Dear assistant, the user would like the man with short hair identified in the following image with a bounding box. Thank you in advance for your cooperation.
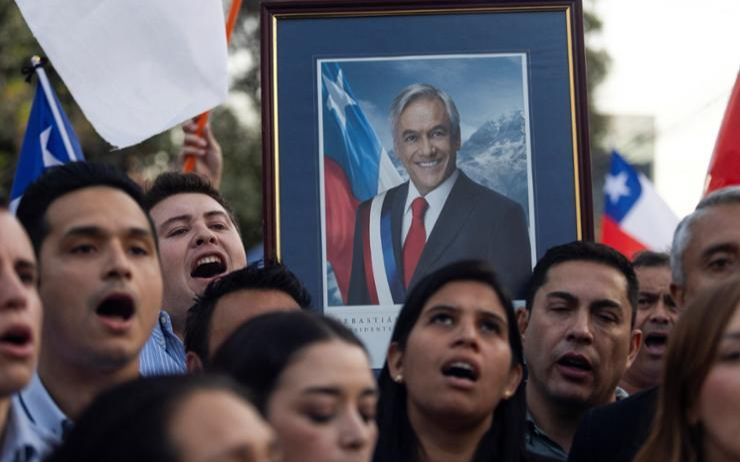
[15,163,163,439]
[348,83,531,304]
[619,251,677,395]
[521,241,641,460]
[139,172,247,375]
[568,185,740,462]
[185,260,311,371]
[0,209,55,460]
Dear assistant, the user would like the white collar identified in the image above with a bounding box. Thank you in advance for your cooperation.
[404,169,460,214]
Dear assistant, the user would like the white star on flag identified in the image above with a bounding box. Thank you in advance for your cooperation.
[322,69,357,131]
[604,172,631,204]
[40,127,64,168]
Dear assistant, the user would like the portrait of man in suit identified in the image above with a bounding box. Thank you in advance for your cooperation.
[347,83,532,304]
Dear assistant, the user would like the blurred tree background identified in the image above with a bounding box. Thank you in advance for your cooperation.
[0,0,610,249]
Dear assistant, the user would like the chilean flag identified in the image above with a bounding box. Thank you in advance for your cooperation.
[600,150,679,258]
[10,60,83,213]
[321,62,402,303]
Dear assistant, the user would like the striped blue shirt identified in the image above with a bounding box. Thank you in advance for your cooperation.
[139,310,186,376]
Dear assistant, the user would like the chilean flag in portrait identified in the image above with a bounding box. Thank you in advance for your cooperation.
[321,62,402,303]
[600,150,679,259]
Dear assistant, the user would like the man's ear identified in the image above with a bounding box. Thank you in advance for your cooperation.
[670,282,686,309]
[516,308,529,340]
[387,342,404,381]
[186,351,204,374]
[626,328,643,369]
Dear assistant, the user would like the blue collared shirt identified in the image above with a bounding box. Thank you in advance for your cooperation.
[15,374,69,443]
[139,310,186,376]
[0,398,57,462]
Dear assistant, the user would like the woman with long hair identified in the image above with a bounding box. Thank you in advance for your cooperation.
[634,277,740,462]
[209,311,378,462]
[373,260,535,462]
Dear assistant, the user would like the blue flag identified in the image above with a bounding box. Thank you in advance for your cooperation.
[10,74,83,212]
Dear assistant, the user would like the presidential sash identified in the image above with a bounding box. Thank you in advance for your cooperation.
[360,191,404,305]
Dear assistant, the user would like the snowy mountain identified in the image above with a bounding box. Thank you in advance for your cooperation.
[457,110,530,217]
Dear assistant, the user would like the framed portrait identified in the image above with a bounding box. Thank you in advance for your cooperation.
[261,0,593,367]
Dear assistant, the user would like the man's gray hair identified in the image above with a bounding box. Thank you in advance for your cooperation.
[671,186,740,285]
[390,84,461,144]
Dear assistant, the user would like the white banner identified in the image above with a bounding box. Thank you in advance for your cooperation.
[15,0,228,148]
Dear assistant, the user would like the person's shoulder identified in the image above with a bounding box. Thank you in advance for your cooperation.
[457,171,524,214]
[358,181,407,208]
[589,387,658,422]
[568,387,659,462]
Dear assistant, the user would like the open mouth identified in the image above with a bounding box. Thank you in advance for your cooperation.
[644,332,668,352]
[96,295,135,321]
[442,361,479,382]
[190,255,227,279]
[557,354,592,372]
[0,327,31,348]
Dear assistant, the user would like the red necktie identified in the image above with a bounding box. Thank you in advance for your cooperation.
[403,197,429,288]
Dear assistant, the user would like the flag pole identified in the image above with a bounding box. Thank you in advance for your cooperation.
[183,0,243,173]
[30,56,79,162]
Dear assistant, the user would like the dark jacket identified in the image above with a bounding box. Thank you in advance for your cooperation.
[567,387,658,462]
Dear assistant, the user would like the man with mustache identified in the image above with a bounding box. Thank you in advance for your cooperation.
[520,241,641,460]
[15,163,163,441]
[619,251,677,395]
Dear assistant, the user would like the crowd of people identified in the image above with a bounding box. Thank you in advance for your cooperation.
[0,88,739,462]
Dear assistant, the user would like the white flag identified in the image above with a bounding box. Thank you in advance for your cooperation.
[14,0,228,149]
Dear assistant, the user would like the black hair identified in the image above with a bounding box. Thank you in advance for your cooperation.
[185,259,312,363]
[46,375,251,462]
[632,250,670,269]
[143,172,239,231]
[525,241,638,326]
[15,162,154,255]
[208,310,366,414]
[373,260,526,462]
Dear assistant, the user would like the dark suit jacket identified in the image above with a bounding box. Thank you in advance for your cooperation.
[347,171,531,303]
[567,387,658,462]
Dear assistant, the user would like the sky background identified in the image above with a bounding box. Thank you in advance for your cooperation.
[590,0,740,217]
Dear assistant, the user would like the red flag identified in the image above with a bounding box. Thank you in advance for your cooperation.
[705,72,740,195]
[324,158,359,303]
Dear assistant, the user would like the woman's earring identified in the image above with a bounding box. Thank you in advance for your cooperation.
[394,374,403,383]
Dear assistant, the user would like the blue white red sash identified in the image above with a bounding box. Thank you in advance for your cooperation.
[360,192,404,305]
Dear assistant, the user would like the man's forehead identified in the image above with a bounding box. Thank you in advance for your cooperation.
[541,260,628,297]
[215,288,299,309]
[46,187,150,234]
[684,210,740,266]
[635,266,671,289]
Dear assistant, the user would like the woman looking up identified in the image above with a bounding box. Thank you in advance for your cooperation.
[374,260,538,462]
